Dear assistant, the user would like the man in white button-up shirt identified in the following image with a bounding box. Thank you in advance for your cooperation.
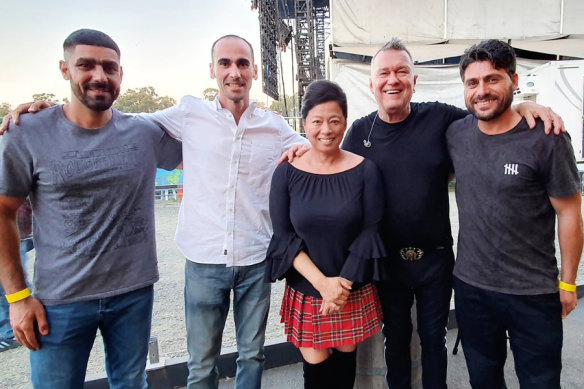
[0,34,307,389]
[148,35,307,389]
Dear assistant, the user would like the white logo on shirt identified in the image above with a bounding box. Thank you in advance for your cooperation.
[504,163,519,175]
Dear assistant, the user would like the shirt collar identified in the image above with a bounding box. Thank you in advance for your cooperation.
[213,96,258,111]
[212,97,260,119]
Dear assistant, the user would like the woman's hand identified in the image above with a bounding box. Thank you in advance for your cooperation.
[320,300,342,315]
[316,276,350,306]
[317,277,353,315]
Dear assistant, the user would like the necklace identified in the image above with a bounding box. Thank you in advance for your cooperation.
[363,112,378,148]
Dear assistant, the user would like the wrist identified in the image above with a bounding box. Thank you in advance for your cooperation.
[314,275,327,292]
[559,280,577,292]
[5,287,31,303]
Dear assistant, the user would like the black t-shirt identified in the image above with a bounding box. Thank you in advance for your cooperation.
[342,102,467,252]
[447,116,580,294]
[265,159,387,297]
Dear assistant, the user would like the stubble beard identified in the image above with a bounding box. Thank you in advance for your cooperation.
[72,82,119,112]
[467,86,514,122]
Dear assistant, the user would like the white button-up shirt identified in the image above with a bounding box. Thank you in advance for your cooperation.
[148,96,307,266]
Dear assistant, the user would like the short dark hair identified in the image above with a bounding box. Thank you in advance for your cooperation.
[459,39,516,80]
[301,80,348,120]
[63,29,120,57]
[211,35,255,63]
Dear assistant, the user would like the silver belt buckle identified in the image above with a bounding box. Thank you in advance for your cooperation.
[399,247,424,261]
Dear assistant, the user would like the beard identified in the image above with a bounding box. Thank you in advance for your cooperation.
[466,86,514,122]
[72,81,119,112]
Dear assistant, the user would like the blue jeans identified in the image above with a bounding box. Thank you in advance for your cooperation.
[0,237,33,340]
[184,261,271,389]
[454,277,562,389]
[377,247,454,389]
[30,285,153,389]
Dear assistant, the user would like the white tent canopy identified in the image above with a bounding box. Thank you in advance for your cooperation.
[328,0,584,154]
[331,0,583,48]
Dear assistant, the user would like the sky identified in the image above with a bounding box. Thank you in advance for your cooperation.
[0,1,294,107]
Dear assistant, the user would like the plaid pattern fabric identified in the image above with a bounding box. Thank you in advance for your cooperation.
[280,283,382,350]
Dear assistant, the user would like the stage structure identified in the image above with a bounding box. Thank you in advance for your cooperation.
[252,0,330,108]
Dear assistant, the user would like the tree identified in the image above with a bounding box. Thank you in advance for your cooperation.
[31,93,68,103]
[0,102,11,118]
[32,93,58,102]
[114,87,176,113]
[203,88,218,101]
[269,93,299,117]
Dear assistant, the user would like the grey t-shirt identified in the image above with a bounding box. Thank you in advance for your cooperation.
[447,116,580,295]
[0,106,182,305]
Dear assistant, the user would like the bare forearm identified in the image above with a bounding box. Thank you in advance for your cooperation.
[558,213,583,284]
[0,218,27,293]
[293,251,325,290]
[0,196,28,294]
[551,193,584,284]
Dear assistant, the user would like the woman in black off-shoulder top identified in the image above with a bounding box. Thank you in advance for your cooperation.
[265,80,387,389]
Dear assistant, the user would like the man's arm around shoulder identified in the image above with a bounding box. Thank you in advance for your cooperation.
[277,115,309,164]
[141,96,205,141]
[0,195,48,350]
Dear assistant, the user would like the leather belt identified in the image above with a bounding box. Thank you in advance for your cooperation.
[398,245,446,261]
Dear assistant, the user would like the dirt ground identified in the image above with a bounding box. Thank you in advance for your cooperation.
[0,200,285,389]
[1,195,582,388]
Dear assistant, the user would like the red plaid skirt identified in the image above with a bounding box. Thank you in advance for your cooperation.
[280,283,383,349]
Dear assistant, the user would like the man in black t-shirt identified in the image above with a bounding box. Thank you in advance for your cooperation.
[447,39,582,389]
[341,38,565,389]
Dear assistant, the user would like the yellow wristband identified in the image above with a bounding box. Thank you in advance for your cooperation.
[5,288,31,303]
[558,281,577,292]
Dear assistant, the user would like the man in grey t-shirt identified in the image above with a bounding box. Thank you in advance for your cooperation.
[447,40,582,388]
[0,29,181,389]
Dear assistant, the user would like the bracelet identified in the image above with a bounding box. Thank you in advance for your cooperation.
[5,288,31,303]
[558,281,577,292]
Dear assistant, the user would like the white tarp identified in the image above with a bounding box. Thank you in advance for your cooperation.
[445,0,560,40]
[331,0,579,46]
[330,0,446,45]
[510,37,584,59]
[330,0,584,61]
[564,0,584,34]
[332,42,471,64]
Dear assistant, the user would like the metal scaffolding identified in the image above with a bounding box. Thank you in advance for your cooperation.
[294,0,316,108]
[258,0,280,100]
[254,0,330,108]
[313,4,329,80]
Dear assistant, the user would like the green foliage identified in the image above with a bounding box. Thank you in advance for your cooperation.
[0,102,11,118]
[269,93,299,117]
[32,93,58,102]
[114,87,176,113]
[203,88,218,101]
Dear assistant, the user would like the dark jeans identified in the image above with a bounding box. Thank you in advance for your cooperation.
[377,247,454,389]
[454,277,562,389]
[30,285,153,389]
